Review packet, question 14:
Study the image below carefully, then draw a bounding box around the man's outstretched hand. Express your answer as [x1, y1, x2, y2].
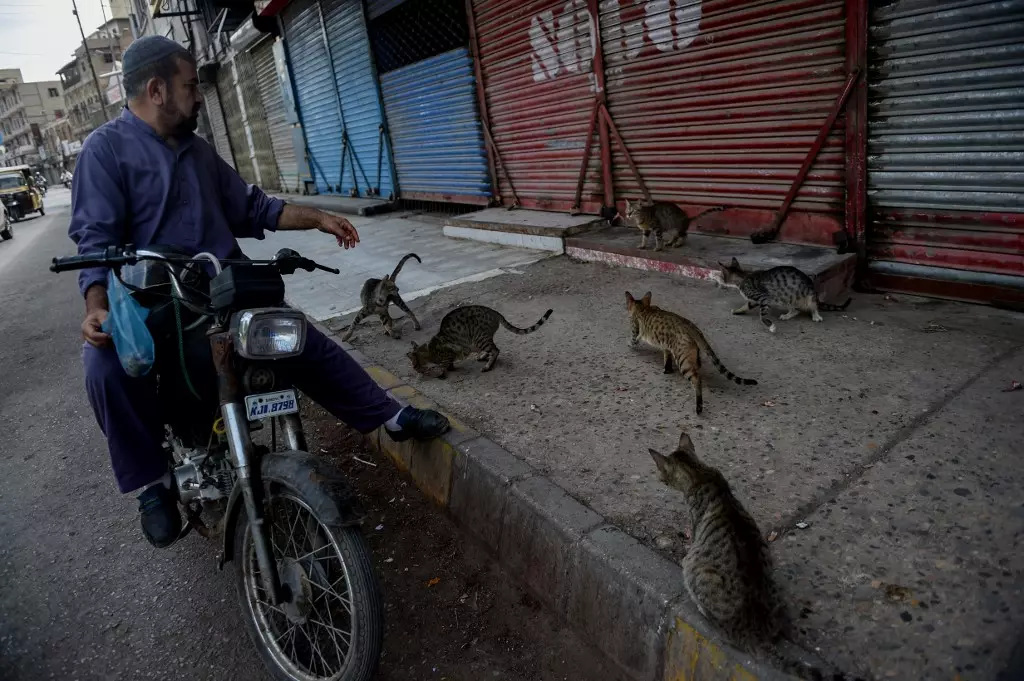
[317, 213, 360, 249]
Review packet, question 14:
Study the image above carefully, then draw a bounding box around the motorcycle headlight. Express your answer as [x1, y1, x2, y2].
[231, 309, 307, 360]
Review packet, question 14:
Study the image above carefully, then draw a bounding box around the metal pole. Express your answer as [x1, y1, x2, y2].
[99, 0, 126, 104]
[72, 0, 110, 122]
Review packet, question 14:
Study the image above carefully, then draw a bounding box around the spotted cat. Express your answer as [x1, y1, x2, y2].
[650, 431, 865, 681]
[342, 253, 422, 341]
[626, 291, 756, 415]
[717, 258, 851, 333]
[624, 200, 726, 251]
[407, 305, 552, 378]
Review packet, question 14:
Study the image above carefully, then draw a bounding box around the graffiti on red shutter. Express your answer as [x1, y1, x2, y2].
[530, 0, 704, 84]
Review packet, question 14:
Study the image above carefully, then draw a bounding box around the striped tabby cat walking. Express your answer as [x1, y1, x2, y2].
[407, 305, 552, 378]
[650, 431, 865, 681]
[343, 253, 422, 341]
[717, 258, 851, 333]
[626, 291, 756, 415]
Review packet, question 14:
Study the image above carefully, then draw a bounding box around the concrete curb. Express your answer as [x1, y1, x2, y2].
[309, 321, 801, 681]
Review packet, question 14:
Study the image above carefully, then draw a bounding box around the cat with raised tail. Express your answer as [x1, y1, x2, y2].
[343, 253, 422, 341]
[407, 305, 553, 378]
[650, 431, 867, 681]
[717, 257, 852, 333]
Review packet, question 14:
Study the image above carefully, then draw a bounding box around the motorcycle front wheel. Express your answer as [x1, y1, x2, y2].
[233, 455, 383, 681]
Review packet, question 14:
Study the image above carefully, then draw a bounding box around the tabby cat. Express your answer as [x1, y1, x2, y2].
[717, 258, 852, 333]
[342, 253, 422, 341]
[407, 305, 553, 377]
[624, 200, 726, 251]
[626, 291, 756, 415]
[650, 431, 865, 681]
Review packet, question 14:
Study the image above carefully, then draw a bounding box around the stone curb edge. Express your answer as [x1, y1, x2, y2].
[310, 321, 796, 681]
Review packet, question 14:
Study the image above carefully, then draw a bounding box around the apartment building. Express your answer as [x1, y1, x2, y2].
[57, 17, 134, 142]
[0, 69, 67, 168]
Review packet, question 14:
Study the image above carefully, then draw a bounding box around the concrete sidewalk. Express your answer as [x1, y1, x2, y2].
[238, 213, 550, 321]
[272, 216, 1024, 681]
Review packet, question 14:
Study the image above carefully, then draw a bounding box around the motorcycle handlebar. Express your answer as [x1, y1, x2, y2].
[49, 247, 129, 273]
[50, 247, 340, 276]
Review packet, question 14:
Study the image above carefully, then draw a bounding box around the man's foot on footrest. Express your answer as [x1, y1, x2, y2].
[386, 406, 450, 442]
[137, 484, 182, 548]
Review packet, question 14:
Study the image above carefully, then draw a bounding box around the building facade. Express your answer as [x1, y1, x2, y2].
[57, 18, 134, 144]
[0, 69, 67, 169]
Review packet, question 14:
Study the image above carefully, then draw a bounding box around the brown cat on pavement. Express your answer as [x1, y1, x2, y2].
[650, 431, 866, 681]
[626, 291, 757, 414]
[624, 200, 726, 251]
[407, 305, 552, 378]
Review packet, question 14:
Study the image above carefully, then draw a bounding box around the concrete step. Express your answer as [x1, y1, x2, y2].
[566, 225, 856, 303]
[443, 208, 606, 252]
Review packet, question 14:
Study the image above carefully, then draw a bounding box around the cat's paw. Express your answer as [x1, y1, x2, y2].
[768, 323, 777, 333]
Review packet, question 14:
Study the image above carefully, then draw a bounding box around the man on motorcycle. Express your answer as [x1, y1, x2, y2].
[68, 36, 450, 548]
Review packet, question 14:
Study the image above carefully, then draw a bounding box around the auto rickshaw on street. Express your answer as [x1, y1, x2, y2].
[0, 165, 46, 225]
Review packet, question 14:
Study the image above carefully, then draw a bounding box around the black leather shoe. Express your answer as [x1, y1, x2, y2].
[386, 407, 451, 442]
[137, 484, 182, 548]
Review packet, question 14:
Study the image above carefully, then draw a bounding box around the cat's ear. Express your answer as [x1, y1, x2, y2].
[677, 431, 695, 454]
[625, 291, 635, 308]
[641, 291, 652, 306]
[624, 199, 632, 211]
[729, 257, 740, 269]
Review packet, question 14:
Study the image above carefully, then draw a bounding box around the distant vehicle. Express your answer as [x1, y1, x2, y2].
[0, 165, 45, 223]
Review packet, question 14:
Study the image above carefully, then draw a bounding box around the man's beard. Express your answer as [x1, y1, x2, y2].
[163, 103, 200, 136]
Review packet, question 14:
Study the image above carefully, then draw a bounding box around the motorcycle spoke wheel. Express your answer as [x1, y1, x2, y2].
[243, 492, 356, 680]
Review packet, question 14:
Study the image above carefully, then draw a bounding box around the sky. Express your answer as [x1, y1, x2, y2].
[0, 0, 123, 83]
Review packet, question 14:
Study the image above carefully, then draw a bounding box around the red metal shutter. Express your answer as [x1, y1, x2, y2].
[599, 0, 848, 245]
[471, 0, 605, 213]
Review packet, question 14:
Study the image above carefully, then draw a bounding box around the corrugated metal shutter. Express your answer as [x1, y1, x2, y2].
[218, 63, 258, 186]
[599, 0, 848, 244]
[236, 47, 282, 191]
[366, 0, 408, 19]
[471, 0, 603, 212]
[201, 83, 235, 169]
[866, 0, 1024, 300]
[283, 0, 346, 194]
[379, 48, 491, 203]
[253, 38, 302, 193]
[322, 0, 394, 198]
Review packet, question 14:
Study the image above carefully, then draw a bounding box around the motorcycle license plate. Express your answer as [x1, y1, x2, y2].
[245, 390, 299, 421]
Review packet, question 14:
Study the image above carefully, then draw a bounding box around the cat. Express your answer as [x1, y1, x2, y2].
[626, 291, 756, 415]
[407, 305, 553, 378]
[717, 257, 852, 333]
[624, 200, 726, 251]
[650, 431, 865, 681]
[342, 253, 422, 341]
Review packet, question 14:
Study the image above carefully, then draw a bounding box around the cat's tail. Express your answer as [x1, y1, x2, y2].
[390, 253, 422, 280]
[691, 330, 758, 386]
[818, 298, 852, 312]
[500, 309, 553, 335]
[691, 205, 728, 222]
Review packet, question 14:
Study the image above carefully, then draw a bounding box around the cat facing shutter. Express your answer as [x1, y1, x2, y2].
[649, 432, 865, 681]
[717, 258, 852, 333]
[407, 305, 553, 378]
[342, 253, 422, 341]
[624, 200, 726, 251]
[626, 291, 756, 415]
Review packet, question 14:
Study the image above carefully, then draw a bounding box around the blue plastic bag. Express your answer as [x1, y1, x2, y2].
[101, 269, 155, 377]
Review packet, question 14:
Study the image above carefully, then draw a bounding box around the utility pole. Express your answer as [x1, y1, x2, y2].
[98, 0, 125, 104]
[72, 0, 110, 123]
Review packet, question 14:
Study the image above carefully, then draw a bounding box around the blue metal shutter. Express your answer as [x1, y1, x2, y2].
[321, 0, 394, 199]
[283, 0, 346, 195]
[379, 48, 491, 203]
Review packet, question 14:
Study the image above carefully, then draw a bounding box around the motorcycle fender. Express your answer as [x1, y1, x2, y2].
[221, 450, 367, 565]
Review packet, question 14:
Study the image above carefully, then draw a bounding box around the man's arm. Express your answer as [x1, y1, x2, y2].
[213, 152, 359, 249]
[68, 135, 128, 347]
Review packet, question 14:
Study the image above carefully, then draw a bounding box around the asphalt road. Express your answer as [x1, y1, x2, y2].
[0, 189, 617, 681]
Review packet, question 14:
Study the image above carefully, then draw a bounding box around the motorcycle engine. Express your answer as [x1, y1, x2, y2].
[173, 453, 235, 503]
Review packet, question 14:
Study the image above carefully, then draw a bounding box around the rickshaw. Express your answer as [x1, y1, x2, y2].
[0, 165, 45, 224]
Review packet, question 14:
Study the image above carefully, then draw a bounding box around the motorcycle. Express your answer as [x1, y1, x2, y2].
[50, 246, 384, 681]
